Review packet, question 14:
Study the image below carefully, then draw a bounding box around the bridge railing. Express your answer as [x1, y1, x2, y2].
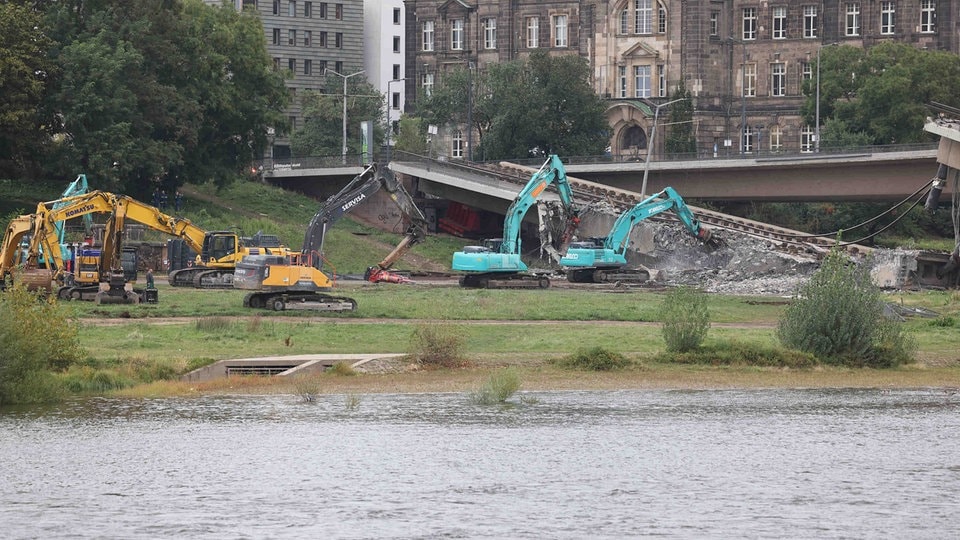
[254, 142, 937, 172]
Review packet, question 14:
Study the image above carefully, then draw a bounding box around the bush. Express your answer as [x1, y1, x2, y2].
[655, 341, 817, 368]
[659, 286, 710, 352]
[473, 368, 521, 405]
[0, 283, 84, 405]
[553, 347, 630, 371]
[408, 324, 468, 368]
[777, 249, 916, 367]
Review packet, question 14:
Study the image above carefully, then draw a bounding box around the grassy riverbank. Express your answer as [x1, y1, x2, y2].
[68, 282, 960, 397]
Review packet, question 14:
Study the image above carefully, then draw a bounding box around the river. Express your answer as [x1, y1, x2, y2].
[2, 388, 958, 538]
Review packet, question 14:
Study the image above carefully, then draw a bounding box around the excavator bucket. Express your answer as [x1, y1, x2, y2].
[365, 267, 412, 284]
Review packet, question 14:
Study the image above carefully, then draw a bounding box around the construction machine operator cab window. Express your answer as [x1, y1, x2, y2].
[207, 235, 236, 261]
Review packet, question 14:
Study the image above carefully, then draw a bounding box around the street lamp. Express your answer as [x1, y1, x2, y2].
[329, 69, 365, 164]
[385, 78, 404, 163]
[815, 42, 839, 154]
[641, 97, 686, 198]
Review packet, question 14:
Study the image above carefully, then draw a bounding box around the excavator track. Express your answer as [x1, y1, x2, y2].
[243, 292, 358, 312]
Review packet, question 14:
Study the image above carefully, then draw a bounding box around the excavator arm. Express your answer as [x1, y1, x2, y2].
[500, 154, 577, 256]
[603, 187, 712, 255]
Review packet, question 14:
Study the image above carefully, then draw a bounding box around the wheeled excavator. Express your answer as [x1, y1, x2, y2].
[451, 154, 580, 288]
[234, 163, 427, 311]
[560, 187, 715, 283]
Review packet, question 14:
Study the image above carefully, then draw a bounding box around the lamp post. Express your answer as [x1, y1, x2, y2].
[329, 69, 365, 164]
[641, 97, 686, 198]
[385, 78, 404, 163]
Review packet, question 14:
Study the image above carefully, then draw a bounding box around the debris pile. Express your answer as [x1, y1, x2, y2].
[639, 223, 822, 296]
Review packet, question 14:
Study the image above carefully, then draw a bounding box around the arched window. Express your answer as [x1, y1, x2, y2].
[620, 9, 629, 34]
[623, 125, 647, 150]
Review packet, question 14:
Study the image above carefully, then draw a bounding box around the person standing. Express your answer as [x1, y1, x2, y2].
[159, 190, 168, 210]
[145, 268, 155, 289]
[175, 191, 183, 212]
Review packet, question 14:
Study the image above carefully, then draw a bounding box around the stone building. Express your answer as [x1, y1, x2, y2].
[404, 0, 958, 160]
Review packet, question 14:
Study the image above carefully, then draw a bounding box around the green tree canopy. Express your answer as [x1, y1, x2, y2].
[806, 43, 960, 146]
[416, 50, 608, 160]
[0, 3, 55, 177]
[289, 73, 384, 160]
[41, 0, 288, 196]
[664, 80, 696, 156]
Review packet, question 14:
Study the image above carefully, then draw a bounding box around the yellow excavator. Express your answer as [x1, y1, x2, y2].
[233, 163, 427, 311]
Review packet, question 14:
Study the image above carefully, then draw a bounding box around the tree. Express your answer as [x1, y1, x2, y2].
[393, 115, 428, 156]
[290, 74, 384, 159]
[806, 43, 960, 146]
[42, 0, 288, 196]
[0, 3, 55, 177]
[664, 80, 696, 156]
[416, 50, 608, 160]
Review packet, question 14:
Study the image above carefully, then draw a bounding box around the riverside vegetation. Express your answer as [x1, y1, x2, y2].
[2, 179, 959, 405]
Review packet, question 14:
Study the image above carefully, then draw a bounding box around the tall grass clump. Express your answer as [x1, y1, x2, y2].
[0, 283, 84, 405]
[408, 324, 468, 368]
[659, 286, 710, 352]
[195, 316, 233, 332]
[473, 368, 521, 405]
[777, 249, 916, 367]
[293, 375, 321, 402]
[553, 347, 630, 371]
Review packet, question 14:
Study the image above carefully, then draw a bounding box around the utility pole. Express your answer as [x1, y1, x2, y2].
[641, 98, 686, 198]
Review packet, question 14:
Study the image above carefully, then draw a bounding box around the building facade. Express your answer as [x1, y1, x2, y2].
[405, 0, 958, 160]
[363, 0, 407, 142]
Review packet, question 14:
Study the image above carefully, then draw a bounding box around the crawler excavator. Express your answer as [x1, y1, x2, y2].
[560, 187, 715, 283]
[451, 154, 580, 288]
[234, 163, 427, 311]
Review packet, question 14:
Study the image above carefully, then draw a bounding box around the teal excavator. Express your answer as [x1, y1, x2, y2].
[451, 154, 580, 288]
[561, 187, 716, 283]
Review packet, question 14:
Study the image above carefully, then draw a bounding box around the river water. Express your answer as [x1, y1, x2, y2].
[2, 388, 959, 539]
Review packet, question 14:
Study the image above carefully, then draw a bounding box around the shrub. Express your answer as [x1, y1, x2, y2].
[929, 316, 956, 328]
[659, 286, 711, 352]
[777, 249, 916, 367]
[0, 283, 83, 405]
[473, 368, 521, 405]
[408, 324, 467, 368]
[655, 341, 817, 368]
[553, 347, 630, 371]
[328, 362, 357, 376]
[293, 375, 321, 402]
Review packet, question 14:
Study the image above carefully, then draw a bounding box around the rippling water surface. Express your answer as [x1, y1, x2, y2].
[2, 389, 959, 538]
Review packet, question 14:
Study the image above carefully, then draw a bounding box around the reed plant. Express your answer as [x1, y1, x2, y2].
[473, 368, 521, 405]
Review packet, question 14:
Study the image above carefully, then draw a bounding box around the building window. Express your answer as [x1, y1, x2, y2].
[743, 7, 757, 40]
[272, 28, 280, 45]
[288, 0, 295, 17]
[319, 31, 327, 47]
[319, 60, 326, 75]
[743, 63, 756, 97]
[554, 15, 568, 47]
[288, 29, 296, 46]
[658, 3, 666, 33]
[304, 30, 311, 46]
[273, 0, 280, 15]
[742, 129, 753, 154]
[620, 10, 629, 34]
[319, 2, 326, 18]
[802, 62, 812, 80]
[484, 18, 497, 49]
[452, 130, 464, 158]
[273, 57, 280, 71]
[393, 7, 401, 25]
[393, 64, 401, 80]
[635, 0, 652, 34]
[288, 58, 296, 75]
[658, 64, 666, 97]
[335, 60, 342, 73]
[423, 21, 434, 51]
[422, 72, 433, 97]
[304, 59, 312, 75]
[527, 17, 539, 48]
[803, 5, 818, 38]
[451, 19, 463, 50]
[392, 92, 400, 109]
[710, 11, 719, 36]
[881, 1, 895, 35]
[335, 32, 342, 48]
[393, 36, 401, 53]
[769, 126, 783, 152]
[801, 126, 814, 153]
[846, 3, 861, 36]
[634, 66, 651, 98]
[771, 62, 786, 96]
[920, 0, 935, 33]
[289, 116, 297, 131]
[772, 6, 786, 39]
[334, 3, 342, 20]
[305, 1, 312, 17]
[618, 66, 627, 98]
